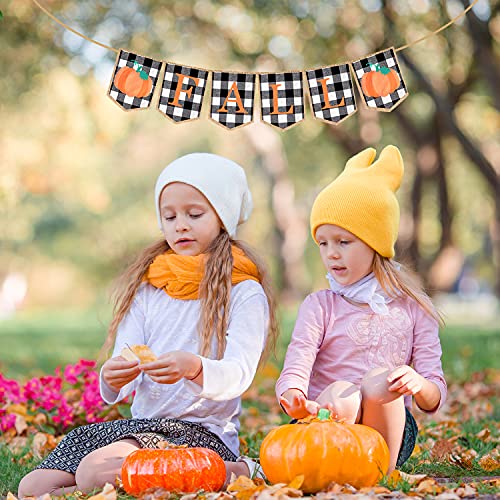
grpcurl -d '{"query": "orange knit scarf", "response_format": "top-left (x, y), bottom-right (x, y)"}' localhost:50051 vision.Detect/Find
top-left (144, 246), bottom-right (260, 300)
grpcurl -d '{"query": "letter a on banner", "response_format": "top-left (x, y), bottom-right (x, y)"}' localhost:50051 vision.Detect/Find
top-left (306, 64), bottom-right (356, 124)
top-left (351, 48), bottom-right (408, 111)
top-left (108, 49), bottom-right (163, 111)
top-left (210, 72), bottom-right (256, 129)
top-left (259, 72), bottom-right (305, 130)
top-left (158, 64), bottom-right (208, 122)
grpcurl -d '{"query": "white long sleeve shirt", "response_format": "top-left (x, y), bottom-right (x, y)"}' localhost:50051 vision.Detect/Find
top-left (100, 280), bottom-right (269, 456)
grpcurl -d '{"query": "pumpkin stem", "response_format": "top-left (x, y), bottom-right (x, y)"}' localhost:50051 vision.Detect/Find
top-left (317, 408), bottom-right (330, 421)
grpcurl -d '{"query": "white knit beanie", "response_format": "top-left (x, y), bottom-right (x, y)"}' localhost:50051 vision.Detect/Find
top-left (155, 153), bottom-right (253, 238)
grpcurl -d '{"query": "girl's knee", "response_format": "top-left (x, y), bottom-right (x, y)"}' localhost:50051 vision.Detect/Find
top-left (75, 454), bottom-right (105, 493)
top-left (18, 469), bottom-right (74, 497)
top-left (18, 471), bottom-right (39, 497)
top-left (360, 367), bottom-right (395, 404)
top-left (317, 380), bottom-right (361, 422)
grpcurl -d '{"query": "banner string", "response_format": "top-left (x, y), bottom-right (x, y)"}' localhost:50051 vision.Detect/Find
top-left (31, 0), bottom-right (479, 65)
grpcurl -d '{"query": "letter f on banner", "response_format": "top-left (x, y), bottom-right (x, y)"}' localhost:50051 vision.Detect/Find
top-left (158, 64), bottom-right (208, 122)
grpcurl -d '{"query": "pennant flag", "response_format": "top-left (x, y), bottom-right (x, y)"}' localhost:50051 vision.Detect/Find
top-left (306, 64), bottom-right (356, 124)
top-left (351, 48), bottom-right (408, 111)
top-left (108, 50), bottom-right (162, 111)
top-left (259, 72), bottom-right (305, 130)
top-left (210, 72), bottom-right (256, 129)
top-left (158, 64), bottom-right (208, 122)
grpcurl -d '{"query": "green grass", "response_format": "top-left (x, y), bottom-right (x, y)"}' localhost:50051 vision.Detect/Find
top-left (0, 442), bottom-right (41, 495)
top-left (0, 309), bottom-right (110, 379)
top-left (401, 419), bottom-right (500, 479)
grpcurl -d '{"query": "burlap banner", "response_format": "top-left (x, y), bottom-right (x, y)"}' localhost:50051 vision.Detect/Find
top-left (107, 49), bottom-right (408, 128)
top-left (34, 0), bottom-right (481, 129)
top-left (158, 64), bottom-right (208, 122)
top-left (108, 50), bottom-right (162, 111)
top-left (210, 72), bottom-right (256, 130)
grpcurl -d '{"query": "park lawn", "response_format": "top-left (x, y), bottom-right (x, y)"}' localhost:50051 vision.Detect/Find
top-left (0, 309), bottom-right (499, 496)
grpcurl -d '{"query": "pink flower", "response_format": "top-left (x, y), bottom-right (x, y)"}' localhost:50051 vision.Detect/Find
top-left (0, 413), bottom-right (16, 432)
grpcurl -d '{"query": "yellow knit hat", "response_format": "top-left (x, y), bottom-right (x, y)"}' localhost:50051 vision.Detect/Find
top-left (310, 145), bottom-right (404, 258)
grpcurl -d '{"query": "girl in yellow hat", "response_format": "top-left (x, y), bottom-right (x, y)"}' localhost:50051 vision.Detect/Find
top-left (276, 146), bottom-right (446, 473)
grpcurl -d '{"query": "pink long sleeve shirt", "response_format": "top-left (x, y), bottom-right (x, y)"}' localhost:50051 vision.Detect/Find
top-left (276, 290), bottom-right (447, 413)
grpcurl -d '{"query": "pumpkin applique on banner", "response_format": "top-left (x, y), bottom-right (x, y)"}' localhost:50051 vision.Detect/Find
top-left (108, 50), bottom-right (163, 111)
top-left (351, 48), bottom-right (408, 111)
top-left (306, 64), bottom-right (357, 124)
top-left (158, 64), bottom-right (208, 122)
top-left (260, 72), bottom-right (305, 130)
top-left (210, 72), bottom-right (256, 129)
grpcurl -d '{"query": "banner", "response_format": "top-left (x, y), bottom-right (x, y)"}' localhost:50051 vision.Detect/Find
top-left (306, 64), bottom-right (356, 124)
top-left (351, 48), bottom-right (408, 111)
top-left (259, 72), bottom-right (305, 130)
top-left (108, 50), bottom-right (162, 111)
top-left (34, 0), bottom-right (481, 130)
top-left (158, 64), bottom-right (208, 122)
top-left (210, 72), bottom-right (256, 129)
top-left (107, 49), bottom-right (407, 128)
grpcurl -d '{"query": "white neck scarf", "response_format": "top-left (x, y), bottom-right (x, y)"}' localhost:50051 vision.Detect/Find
top-left (326, 272), bottom-right (394, 315)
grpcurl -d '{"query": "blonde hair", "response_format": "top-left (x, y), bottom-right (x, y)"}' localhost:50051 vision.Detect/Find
top-left (372, 254), bottom-right (444, 326)
top-left (100, 232), bottom-right (279, 362)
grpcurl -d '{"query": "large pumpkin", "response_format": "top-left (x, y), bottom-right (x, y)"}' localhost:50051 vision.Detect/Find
top-left (260, 410), bottom-right (389, 493)
top-left (121, 446), bottom-right (226, 495)
top-left (361, 64), bottom-right (400, 98)
top-left (114, 64), bottom-right (153, 98)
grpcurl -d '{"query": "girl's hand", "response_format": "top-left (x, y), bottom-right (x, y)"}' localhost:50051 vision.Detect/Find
top-left (387, 365), bottom-right (424, 396)
top-left (279, 389), bottom-right (320, 419)
top-left (102, 356), bottom-right (141, 391)
top-left (140, 351), bottom-right (201, 384)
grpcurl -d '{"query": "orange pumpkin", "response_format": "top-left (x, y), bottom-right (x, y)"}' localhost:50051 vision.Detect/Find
top-left (260, 410), bottom-right (390, 493)
top-left (121, 446), bottom-right (226, 494)
top-left (361, 64), bottom-right (400, 98)
top-left (114, 64), bottom-right (153, 98)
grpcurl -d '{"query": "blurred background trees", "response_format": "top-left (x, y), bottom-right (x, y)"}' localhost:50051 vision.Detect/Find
top-left (1, 0), bottom-right (498, 317)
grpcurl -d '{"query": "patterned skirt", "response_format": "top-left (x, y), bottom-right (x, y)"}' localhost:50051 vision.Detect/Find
top-left (396, 407), bottom-right (418, 467)
top-left (36, 418), bottom-right (238, 474)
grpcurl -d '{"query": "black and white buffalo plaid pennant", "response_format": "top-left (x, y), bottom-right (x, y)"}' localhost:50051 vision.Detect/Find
top-left (108, 49), bottom-right (162, 111)
top-left (210, 72), bottom-right (256, 129)
top-left (306, 64), bottom-right (356, 124)
top-left (158, 64), bottom-right (208, 122)
top-left (259, 72), bottom-right (305, 130)
top-left (351, 48), bottom-right (408, 111)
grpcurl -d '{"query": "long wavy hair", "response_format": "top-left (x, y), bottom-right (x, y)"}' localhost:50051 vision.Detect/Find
top-left (372, 253), bottom-right (444, 325)
top-left (101, 231), bottom-right (279, 361)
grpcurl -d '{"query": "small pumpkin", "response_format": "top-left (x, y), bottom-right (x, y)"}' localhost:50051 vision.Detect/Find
top-left (114, 61), bottom-right (153, 98)
top-left (361, 63), bottom-right (400, 98)
top-left (121, 445), bottom-right (226, 495)
top-left (260, 409), bottom-right (390, 493)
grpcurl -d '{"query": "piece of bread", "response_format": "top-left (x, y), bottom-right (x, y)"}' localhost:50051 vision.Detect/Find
top-left (120, 344), bottom-right (157, 364)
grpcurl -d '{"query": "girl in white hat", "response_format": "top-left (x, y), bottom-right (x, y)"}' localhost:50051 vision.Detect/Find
top-left (19, 153), bottom-right (277, 496)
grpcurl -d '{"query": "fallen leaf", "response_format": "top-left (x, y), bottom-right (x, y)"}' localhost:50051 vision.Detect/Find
top-left (415, 478), bottom-right (444, 495)
top-left (431, 438), bottom-right (454, 460)
top-left (399, 471), bottom-right (428, 485)
top-left (453, 483), bottom-right (477, 497)
top-left (87, 483), bottom-right (117, 500)
top-left (14, 414), bottom-right (28, 435)
top-left (226, 475), bottom-right (265, 500)
top-left (478, 448), bottom-right (500, 471)
top-left (6, 493), bottom-right (18, 500)
top-left (475, 428), bottom-right (490, 440)
top-left (286, 476), bottom-right (304, 490)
